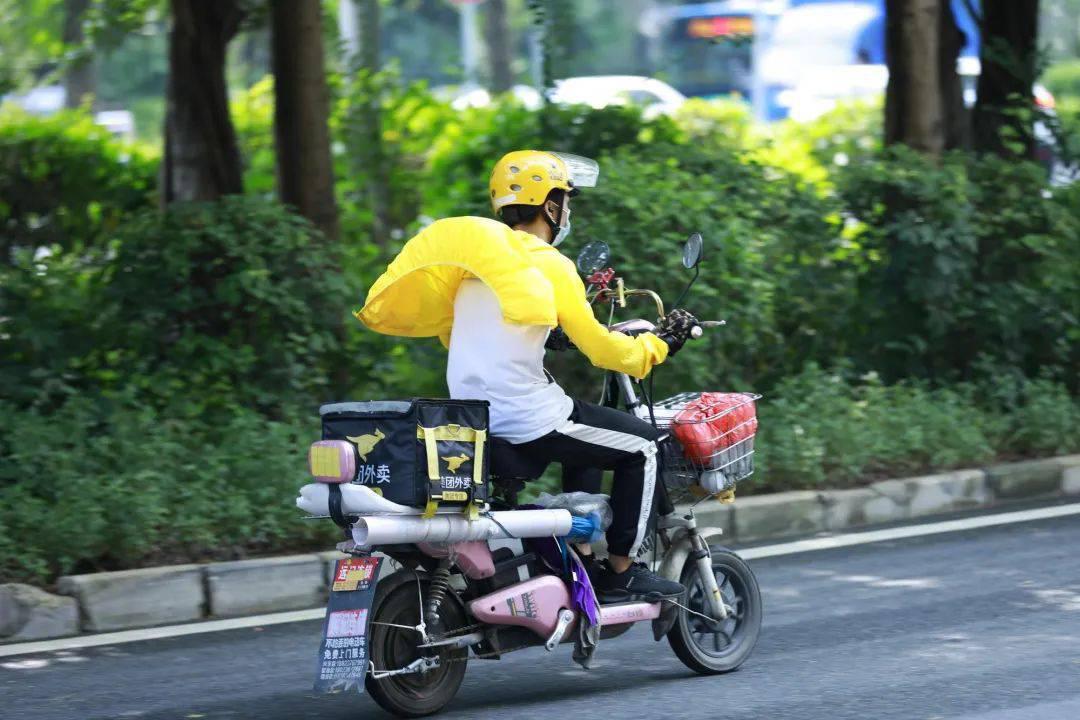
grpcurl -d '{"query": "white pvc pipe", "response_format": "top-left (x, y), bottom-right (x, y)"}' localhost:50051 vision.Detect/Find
top-left (297, 483), bottom-right (428, 517)
top-left (352, 510), bottom-right (573, 546)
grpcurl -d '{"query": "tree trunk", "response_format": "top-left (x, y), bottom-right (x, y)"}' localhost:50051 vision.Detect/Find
top-left (885, 0), bottom-right (945, 155)
top-left (484, 0), bottom-right (514, 93)
top-left (348, 0), bottom-right (391, 247)
top-left (270, 0), bottom-right (340, 241)
top-left (939, 0), bottom-right (969, 149)
top-left (358, 0), bottom-right (379, 89)
top-left (62, 0), bottom-right (94, 109)
top-left (161, 0), bottom-right (245, 206)
top-left (974, 0), bottom-right (1040, 158)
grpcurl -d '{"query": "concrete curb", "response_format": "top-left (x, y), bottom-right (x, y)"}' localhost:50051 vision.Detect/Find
top-left (56, 564), bottom-right (204, 633)
top-left (205, 554), bottom-right (326, 618)
top-left (4, 454), bottom-right (1078, 643)
top-left (693, 455), bottom-right (1080, 544)
top-left (0, 584), bottom-right (79, 641)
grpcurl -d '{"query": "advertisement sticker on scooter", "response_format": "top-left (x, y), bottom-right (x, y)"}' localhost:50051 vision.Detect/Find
top-left (314, 556), bottom-right (383, 693)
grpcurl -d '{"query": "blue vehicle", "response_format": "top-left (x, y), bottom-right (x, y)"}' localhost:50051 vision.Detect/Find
top-left (784, 0), bottom-right (979, 62)
top-left (764, 0), bottom-right (980, 120)
top-left (659, 1), bottom-right (780, 101)
top-left (659, 0), bottom-right (981, 121)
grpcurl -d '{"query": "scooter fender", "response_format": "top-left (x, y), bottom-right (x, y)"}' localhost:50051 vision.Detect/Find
top-left (652, 525), bottom-right (727, 641)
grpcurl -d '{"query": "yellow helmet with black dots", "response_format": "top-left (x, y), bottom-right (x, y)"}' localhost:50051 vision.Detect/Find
top-left (488, 150), bottom-right (574, 215)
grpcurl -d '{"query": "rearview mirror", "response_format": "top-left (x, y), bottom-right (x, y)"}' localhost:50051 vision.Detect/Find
top-left (682, 232), bottom-right (703, 270)
top-left (576, 241), bottom-right (611, 275)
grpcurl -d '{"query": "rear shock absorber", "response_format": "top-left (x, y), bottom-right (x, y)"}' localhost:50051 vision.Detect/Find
top-left (425, 562), bottom-right (452, 628)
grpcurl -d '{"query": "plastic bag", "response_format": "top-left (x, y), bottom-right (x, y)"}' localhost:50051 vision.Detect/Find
top-left (672, 393), bottom-right (758, 466)
top-left (533, 492), bottom-right (612, 531)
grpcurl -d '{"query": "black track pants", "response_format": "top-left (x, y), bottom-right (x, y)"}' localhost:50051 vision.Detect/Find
top-left (513, 399), bottom-right (662, 557)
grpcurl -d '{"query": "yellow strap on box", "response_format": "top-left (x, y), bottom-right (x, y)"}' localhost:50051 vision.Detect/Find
top-left (472, 429), bottom-right (486, 486)
top-left (417, 425), bottom-right (487, 521)
top-left (420, 427), bottom-right (442, 518)
top-left (420, 427), bottom-right (441, 482)
top-left (416, 425), bottom-right (479, 442)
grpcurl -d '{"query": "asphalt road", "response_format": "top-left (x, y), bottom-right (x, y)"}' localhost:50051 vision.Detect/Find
top-left (4, 512), bottom-right (1080, 720)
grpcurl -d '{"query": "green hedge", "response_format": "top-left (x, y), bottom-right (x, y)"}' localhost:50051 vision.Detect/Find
top-left (1044, 60), bottom-right (1080, 103)
top-left (0, 398), bottom-right (329, 584)
top-left (1, 195), bottom-right (351, 412)
top-left (754, 365), bottom-right (1080, 493)
top-left (0, 108), bottom-right (157, 258)
top-left (835, 148), bottom-right (1080, 382)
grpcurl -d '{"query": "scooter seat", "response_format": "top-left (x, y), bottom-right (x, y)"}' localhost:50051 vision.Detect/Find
top-left (489, 435), bottom-right (547, 481)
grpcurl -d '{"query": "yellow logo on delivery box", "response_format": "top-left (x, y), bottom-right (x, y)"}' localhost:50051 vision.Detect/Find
top-left (441, 453), bottom-right (470, 473)
top-left (345, 428), bottom-right (385, 462)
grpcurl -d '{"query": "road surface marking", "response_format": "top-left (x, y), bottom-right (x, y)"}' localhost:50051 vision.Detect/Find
top-left (0, 609), bottom-right (324, 658)
top-left (737, 502), bottom-right (1080, 560)
top-left (2, 501), bottom-right (1079, 658)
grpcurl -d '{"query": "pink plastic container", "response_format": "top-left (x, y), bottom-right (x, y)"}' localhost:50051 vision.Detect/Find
top-left (308, 440), bottom-right (356, 484)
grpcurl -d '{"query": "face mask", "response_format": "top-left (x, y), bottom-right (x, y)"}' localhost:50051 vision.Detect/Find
top-left (552, 207), bottom-right (571, 247)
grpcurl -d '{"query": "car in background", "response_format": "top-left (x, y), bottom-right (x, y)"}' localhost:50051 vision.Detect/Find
top-left (92, 110), bottom-right (136, 141)
top-left (548, 75), bottom-right (687, 118)
top-left (446, 76), bottom-right (687, 119)
top-left (2, 84), bottom-right (136, 141)
top-left (447, 84), bottom-right (543, 111)
top-left (777, 63), bottom-right (887, 122)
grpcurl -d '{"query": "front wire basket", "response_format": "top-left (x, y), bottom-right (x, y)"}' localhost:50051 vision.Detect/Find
top-left (656, 392), bottom-right (761, 502)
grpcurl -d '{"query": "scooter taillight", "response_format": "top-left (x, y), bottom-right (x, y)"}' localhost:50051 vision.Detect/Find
top-left (308, 440), bottom-right (356, 483)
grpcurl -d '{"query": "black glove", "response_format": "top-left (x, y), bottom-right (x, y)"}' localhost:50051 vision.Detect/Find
top-left (545, 327), bottom-right (573, 352)
top-left (655, 308), bottom-right (698, 357)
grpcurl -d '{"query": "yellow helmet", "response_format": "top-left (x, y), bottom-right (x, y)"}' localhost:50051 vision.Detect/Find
top-left (489, 150), bottom-right (573, 215)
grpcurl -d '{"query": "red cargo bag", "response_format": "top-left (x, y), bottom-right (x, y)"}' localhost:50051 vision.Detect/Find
top-left (671, 392), bottom-right (758, 467)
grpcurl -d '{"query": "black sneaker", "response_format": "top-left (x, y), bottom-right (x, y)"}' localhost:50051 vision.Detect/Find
top-left (591, 560), bottom-right (686, 603)
top-left (578, 554), bottom-right (604, 583)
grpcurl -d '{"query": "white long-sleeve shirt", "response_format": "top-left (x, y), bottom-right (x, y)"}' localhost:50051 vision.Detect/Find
top-left (447, 279), bottom-right (573, 444)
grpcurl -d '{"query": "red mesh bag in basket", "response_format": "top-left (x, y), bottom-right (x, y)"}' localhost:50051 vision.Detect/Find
top-left (672, 393), bottom-right (758, 466)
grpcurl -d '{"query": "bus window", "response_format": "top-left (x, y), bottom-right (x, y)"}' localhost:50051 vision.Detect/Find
top-left (666, 13), bottom-right (755, 98)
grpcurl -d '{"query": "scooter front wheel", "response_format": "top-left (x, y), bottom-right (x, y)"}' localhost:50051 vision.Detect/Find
top-left (365, 570), bottom-right (468, 718)
top-left (667, 548), bottom-right (762, 674)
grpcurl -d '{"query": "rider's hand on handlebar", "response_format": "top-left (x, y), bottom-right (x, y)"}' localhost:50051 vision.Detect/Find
top-left (655, 308), bottom-right (698, 357)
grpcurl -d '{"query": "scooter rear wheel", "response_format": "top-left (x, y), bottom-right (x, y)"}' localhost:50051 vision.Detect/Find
top-left (365, 571), bottom-right (468, 718)
top-left (668, 548), bottom-right (762, 674)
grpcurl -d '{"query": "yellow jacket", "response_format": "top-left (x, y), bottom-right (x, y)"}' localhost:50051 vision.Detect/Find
top-left (356, 216), bottom-right (668, 379)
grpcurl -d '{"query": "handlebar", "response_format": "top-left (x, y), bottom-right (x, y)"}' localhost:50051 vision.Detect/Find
top-left (594, 287), bottom-right (666, 318)
top-left (594, 284), bottom-right (726, 340)
top-left (607, 318), bottom-right (726, 340)
top-left (690, 320), bottom-right (726, 338)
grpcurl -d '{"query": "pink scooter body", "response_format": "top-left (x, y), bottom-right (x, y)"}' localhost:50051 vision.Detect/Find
top-left (417, 541), bottom-right (495, 579)
top-left (469, 575), bottom-right (572, 636)
top-left (421, 541), bottom-right (661, 639)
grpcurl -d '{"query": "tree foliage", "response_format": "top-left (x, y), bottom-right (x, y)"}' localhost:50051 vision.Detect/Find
top-left (0, 108), bottom-right (157, 259)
